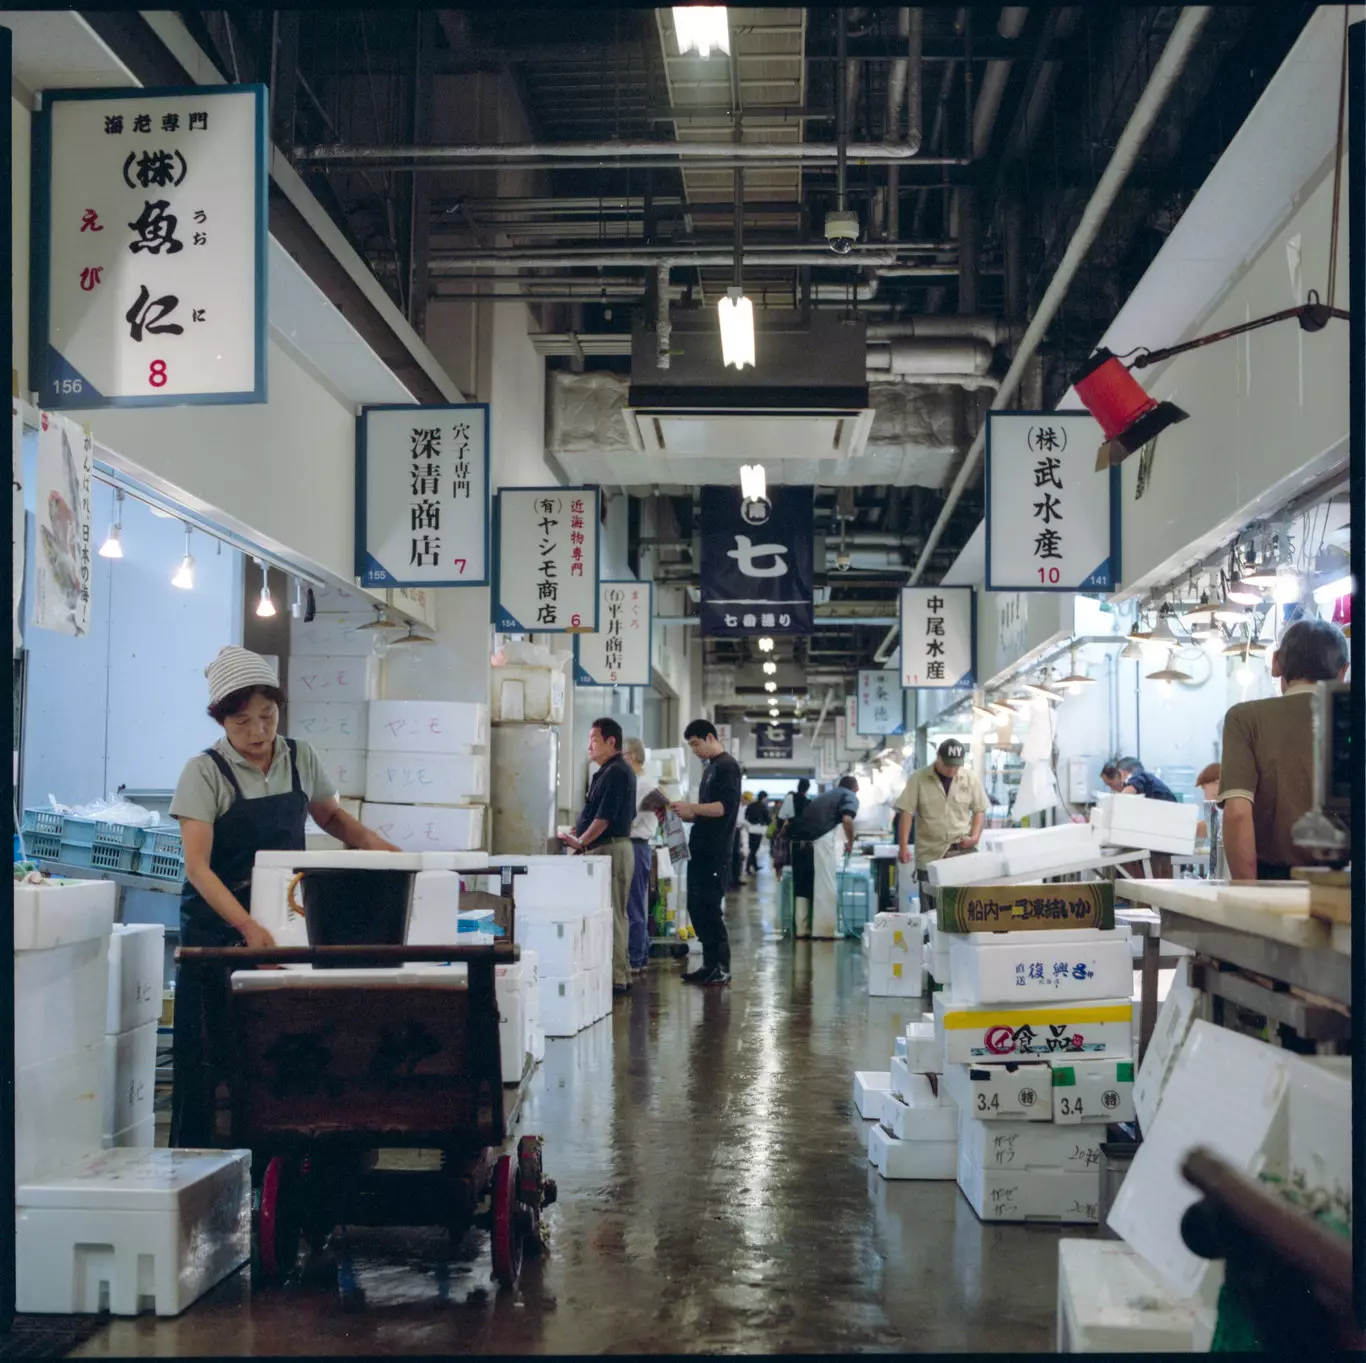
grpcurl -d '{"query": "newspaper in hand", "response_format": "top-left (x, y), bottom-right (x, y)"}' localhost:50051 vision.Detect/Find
top-left (641, 787), bottom-right (691, 864)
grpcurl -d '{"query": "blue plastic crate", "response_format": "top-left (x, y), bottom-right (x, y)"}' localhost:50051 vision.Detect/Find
top-left (143, 851), bottom-right (185, 884)
top-left (836, 870), bottom-right (874, 937)
top-left (146, 826), bottom-right (183, 856)
top-left (31, 840), bottom-right (141, 874)
top-left (26, 831), bottom-right (63, 863)
top-left (22, 809), bottom-right (144, 851)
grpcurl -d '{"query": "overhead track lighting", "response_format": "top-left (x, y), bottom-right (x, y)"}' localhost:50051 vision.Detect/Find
top-left (171, 527), bottom-right (195, 590)
top-left (98, 489), bottom-right (125, 560)
top-left (255, 561), bottom-right (276, 618)
top-left (673, 6), bottom-right (730, 57)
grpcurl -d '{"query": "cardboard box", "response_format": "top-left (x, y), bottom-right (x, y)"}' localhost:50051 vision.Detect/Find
top-left (958, 1147), bottom-right (1101, 1224)
top-left (904, 1021), bottom-right (940, 1075)
top-left (933, 992), bottom-right (1133, 1065)
top-left (959, 1112), bottom-right (1103, 1172)
top-left (948, 929), bottom-right (1133, 1005)
top-left (935, 881), bottom-right (1115, 933)
top-left (286, 655), bottom-right (378, 704)
top-left (290, 701), bottom-right (368, 748)
top-left (942, 1060), bottom-right (1052, 1122)
top-left (880, 1089), bottom-right (958, 1143)
top-left (891, 1061), bottom-right (951, 1108)
top-left (106, 923), bottom-right (165, 1036)
top-left (868, 1122), bottom-right (957, 1180)
top-left (368, 701), bottom-right (489, 754)
top-left (853, 1070), bottom-right (892, 1119)
top-left (1050, 1057), bottom-right (1136, 1126)
top-left (360, 802), bottom-right (485, 853)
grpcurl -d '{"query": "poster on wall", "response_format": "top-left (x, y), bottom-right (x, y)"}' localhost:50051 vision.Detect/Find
top-left (357, 404), bottom-right (490, 588)
top-left (699, 485), bottom-right (814, 636)
top-left (34, 85), bottom-right (268, 409)
top-left (900, 587), bottom-right (974, 689)
top-left (857, 668), bottom-right (905, 735)
top-left (755, 723), bottom-right (794, 761)
top-left (985, 412), bottom-right (1120, 592)
top-left (13, 402), bottom-right (26, 654)
top-left (32, 410), bottom-right (93, 637)
top-left (493, 487), bottom-right (600, 633)
top-left (575, 580), bottom-right (652, 686)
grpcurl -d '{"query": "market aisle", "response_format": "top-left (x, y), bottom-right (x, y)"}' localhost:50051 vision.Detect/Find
top-left (72, 869), bottom-right (1085, 1356)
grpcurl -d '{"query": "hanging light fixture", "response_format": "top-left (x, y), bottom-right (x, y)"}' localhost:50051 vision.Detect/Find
top-left (971, 705), bottom-right (997, 722)
top-left (355, 603), bottom-right (407, 633)
top-left (1022, 678), bottom-right (1064, 704)
top-left (386, 624), bottom-right (435, 648)
top-left (255, 561), bottom-right (276, 618)
top-left (762, 660), bottom-right (777, 675)
top-left (718, 288), bottom-right (755, 370)
top-left (739, 463), bottom-right (767, 505)
top-left (1272, 563), bottom-right (1303, 605)
top-left (1070, 349), bottom-right (1189, 470)
top-left (290, 579), bottom-right (306, 621)
top-left (1146, 649), bottom-right (1191, 687)
top-left (758, 636), bottom-right (775, 653)
top-left (171, 526), bottom-right (195, 590)
top-left (1056, 647), bottom-right (1096, 692)
top-left (1148, 605), bottom-right (1181, 644)
top-left (1234, 645), bottom-right (1257, 689)
top-left (764, 681), bottom-right (777, 693)
top-left (673, 5), bottom-right (730, 56)
top-left (98, 490), bottom-right (125, 559)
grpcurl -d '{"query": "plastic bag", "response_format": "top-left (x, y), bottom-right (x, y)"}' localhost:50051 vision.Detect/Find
top-left (492, 639), bottom-right (569, 670)
top-left (51, 793), bottom-right (162, 828)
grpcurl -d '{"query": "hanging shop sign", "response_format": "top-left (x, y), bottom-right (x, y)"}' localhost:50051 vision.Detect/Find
top-left (900, 587), bottom-right (975, 689)
top-left (493, 487), bottom-right (600, 633)
top-left (356, 404), bottom-right (490, 588)
top-left (857, 668), bottom-right (905, 736)
top-left (33, 85), bottom-right (268, 408)
top-left (985, 412), bottom-right (1121, 592)
top-left (32, 410), bottom-right (93, 637)
top-left (821, 737), bottom-right (838, 779)
top-left (755, 723), bottom-right (794, 761)
top-left (699, 485), bottom-right (814, 636)
top-left (575, 580), bottom-right (653, 686)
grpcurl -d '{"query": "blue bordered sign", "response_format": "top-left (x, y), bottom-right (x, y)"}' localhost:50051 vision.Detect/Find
top-left (856, 668), bottom-right (905, 735)
top-left (356, 403), bottom-right (491, 587)
top-left (574, 581), bottom-right (653, 686)
top-left (31, 85), bottom-right (268, 409)
top-left (493, 487), bottom-right (601, 633)
top-left (900, 586), bottom-right (975, 690)
top-left (985, 411), bottom-right (1122, 593)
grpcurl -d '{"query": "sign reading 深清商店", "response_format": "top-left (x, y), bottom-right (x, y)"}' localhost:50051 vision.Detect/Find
top-left (985, 412), bottom-right (1121, 592)
top-left (857, 668), bottom-right (904, 735)
top-left (575, 581), bottom-right (652, 686)
top-left (900, 587), bottom-right (974, 689)
top-left (493, 487), bottom-right (601, 633)
top-left (34, 86), bottom-right (268, 408)
top-left (357, 405), bottom-right (490, 587)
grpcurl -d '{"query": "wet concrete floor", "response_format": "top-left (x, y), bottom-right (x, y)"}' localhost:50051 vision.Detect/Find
top-left (73, 869), bottom-right (1095, 1355)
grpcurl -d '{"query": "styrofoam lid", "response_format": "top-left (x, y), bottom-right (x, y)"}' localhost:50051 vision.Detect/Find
top-left (14, 878), bottom-right (116, 952)
top-left (254, 850), bottom-right (424, 871)
top-left (17, 1147), bottom-right (250, 1210)
top-left (956, 928), bottom-right (1117, 947)
top-left (232, 966), bottom-right (470, 990)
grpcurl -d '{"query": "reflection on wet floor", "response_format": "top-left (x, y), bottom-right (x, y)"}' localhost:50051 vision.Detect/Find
top-left (72, 869), bottom-right (1092, 1356)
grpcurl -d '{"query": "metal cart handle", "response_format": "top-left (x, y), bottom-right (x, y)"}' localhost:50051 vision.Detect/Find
top-left (177, 943), bottom-right (521, 966)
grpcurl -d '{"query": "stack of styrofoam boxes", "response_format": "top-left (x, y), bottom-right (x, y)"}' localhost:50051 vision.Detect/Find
top-left (103, 923), bottom-right (165, 1150)
top-left (494, 948), bottom-right (540, 1085)
top-left (934, 905), bottom-right (1136, 1225)
top-left (363, 701), bottom-right (490, 853)
top-left (979, 824), bottom-right (1104, 877)
top-left (867, 911), bottom-right (926, 997)
top-left (926, 917), bottom-right (954, 991)
top-left (867, 1007), bottom-right (960, 1180)
top-left (1090, 794), bottom-right (1199, 859)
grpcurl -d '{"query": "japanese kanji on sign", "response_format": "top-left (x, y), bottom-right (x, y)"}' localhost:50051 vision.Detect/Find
top-left (856, 668), bottom-right (905, 735)
top-left (900, 586), bottom-right (975, 689)
top-left (754, 724), bottom-right (793, 761)
top-left (32, 410), bottom-right (93, 637)
top-left (493, 487), bottom-right (601, 633)
top-left (356, 404), bottom-right (490, 587)
top-left (821, 737), bottom-right (838, 779)
top-left (33, 85), bottom-right (268, 408)
top-left (984, 411), bottom-right (1121, 592)
top-left (575, 580), bottom-right (653, 686)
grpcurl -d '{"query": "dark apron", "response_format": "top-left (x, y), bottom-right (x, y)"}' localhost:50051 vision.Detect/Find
top-left (170, 740), bottom-right (309, 1148)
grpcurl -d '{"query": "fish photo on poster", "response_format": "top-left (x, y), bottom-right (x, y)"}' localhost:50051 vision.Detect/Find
top-left (33, 412), bottom-right (93, 638)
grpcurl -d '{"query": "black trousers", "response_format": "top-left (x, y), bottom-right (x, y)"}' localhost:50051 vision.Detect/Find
top-left (791, 840), bottom-right (815, 901)
top-left (746, 830), bottom-right (763, 873)
top-left (687, 858), bottom-right (731, 973)
top-left (730, 829), bottom-right (744, 886)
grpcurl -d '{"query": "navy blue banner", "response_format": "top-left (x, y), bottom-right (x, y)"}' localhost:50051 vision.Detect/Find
top-left (754, 723), bottom-right (794, 761)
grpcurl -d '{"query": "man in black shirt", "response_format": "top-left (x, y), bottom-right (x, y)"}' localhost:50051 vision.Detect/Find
top-left (673, 719), bottom-right (743, 986)
top-left (744, 790), bottom-right (771, 875)
top-left (559, 716), bottom-right (636, 995)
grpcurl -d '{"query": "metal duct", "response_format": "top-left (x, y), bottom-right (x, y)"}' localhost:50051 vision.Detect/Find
top-left (294, 140), bottom-right (941, 166)
top-left (972, 8), bottom-right (1030, 160)
top-left (866, 316), bottom-right (1010, 345)
top-left (866, 337), bottom-right (994, 377)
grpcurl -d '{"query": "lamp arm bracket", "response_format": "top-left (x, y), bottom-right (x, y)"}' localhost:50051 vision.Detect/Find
top-left (1130, 296), bottom-right (1350, 371)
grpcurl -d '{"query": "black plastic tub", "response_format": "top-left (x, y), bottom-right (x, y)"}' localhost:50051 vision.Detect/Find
top-left (297, 868), bottom-right (414, 967)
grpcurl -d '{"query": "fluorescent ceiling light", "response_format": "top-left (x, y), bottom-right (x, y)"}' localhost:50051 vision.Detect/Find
top-left (673, 6), bottom-right (730, 56)
top-left (740, 463), bottom-right (767, 503)
top-left (758, 636), bottom-right (774, 653)
top-left (762, 661), bottom-right (777, 675)
top-left (717, 288), bottom-right (755, 369)
top-left (764, 681), bottom-right (777, 693)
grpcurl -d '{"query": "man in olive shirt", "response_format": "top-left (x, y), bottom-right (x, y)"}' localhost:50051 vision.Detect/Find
top-left (1219, 617), bottom-right (1348, 880)
top-left (896, 739), bottom-right (989, 892)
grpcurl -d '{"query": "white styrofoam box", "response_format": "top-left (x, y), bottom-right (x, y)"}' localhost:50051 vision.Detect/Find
top-left (904, 1022), bottom-right (940, 1075)
top-left (867, 914), bottom-right (923, 962)
top-left (403, 870), bottom-right (463, 947)
top-left (287, 654), bottom-right (378, 704)
top-left (1273, 1054), bottom-right (1351, 1230)
top-left (541, 975), bottom-right (581, 1038)
top-left (314, 747), bottom-right (367, 799)
top-left (486, 854), bottom-right (612, 914)
top-left (896, 865), bottom-right (917, 914)
top-left (893, 1035), bottom-right (908, 1059)
top-left (868, 950), bottom-right (923, 998)
top-left (575, 970), bottom-right (592, 1031)
top-left (1133, 963), bottom-right (1199, 1134)
top-left (368, 700), bottom-right (489, 754)
top-left (868, 1122), bottom-right (957, 1181)
top-left (1094, 794), bottom-right (1199, 841)
top-left (1049, 1056), bottom-right (1137, 1126)
top-left (495, 957), bottom-right (533, 1083)
top-left (853, 1070), bottom-right (892, 1119)
top-left (959, 1146), bottom-right (1100, 1224)
top-left (980, 824), bottom-right (1100, 857)
top-left (18, 925), bottom-right (111, 1070)
top-left (304, 797), bottom-right (363, 851)
top-left (880, 1089), bottom-right (959, 1143)
top-left (248, 865), bottom-right (311, 947)
top-left (16, 1148), bottom-right (251, 1317)
top-left (491, 664), bottom-right (566, 724)
top-left (948, 929), bottom-right (1133, 1005)
top-left (960, 1111), bottom-right (1103, 1173)
top-left (103, 1020), bottom-right (158, 1139)
top-left (14, 876), bottom-right (116, 953)
top-left (15, 1043), bottom-right (104, 1186)
top-left (289, 613), bottom-right (380, 657)
top-left (862, 924), bottom-right (873, 956)
top-left (289, 700), bottom-right (368, 749)
top-left (941, 1061), bottom-right (1052, 1122)
top-left (366, 752), bottom-right (489, 807)
top-left (1108, 1022), bottom-right (1292, 1297)
top-left (361, 801), bottom-right (485, 853)
top-left (891, 1061), bottom-right (952, 1109)
top-left (1057, 1239), bottom-right (1214, 1353)
top-left (519, 906), bottom-right (586, 978)
top-left (928, 853), bottom-right (1008, 886)
top-left (101, 1115), bottom-right (155, 1151)
top-left (933, 992), bottom-right (1133, 1066)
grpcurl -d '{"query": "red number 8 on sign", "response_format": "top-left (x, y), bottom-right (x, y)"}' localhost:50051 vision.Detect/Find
top-left (148, 360), bottom-right (168, 388)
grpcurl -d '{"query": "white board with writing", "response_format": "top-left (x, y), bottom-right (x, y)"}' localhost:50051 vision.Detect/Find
top-left (900, 587), bottom-right (974, 690)
top-left (575, 580), bottom-right (652, 686)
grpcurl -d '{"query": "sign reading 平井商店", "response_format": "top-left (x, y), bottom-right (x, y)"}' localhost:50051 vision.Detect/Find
top-left (899, 587), bottom-right (975, 689)
top-left (856, 668), bottom-right (904, 735)
top-left (357, 405), bottom-right (490, 587)
top-left (34, 85), bottom-right (267, 408)
top-left (575, 581), bottom-right (653, 686)
top-left (493, 487), bottom-right (601, 633)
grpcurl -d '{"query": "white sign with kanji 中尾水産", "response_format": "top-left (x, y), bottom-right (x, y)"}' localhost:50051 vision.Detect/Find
top-left (575, 581), bottom-right (652, 686)
top-left (357, 404), bottom-right (490, 587)
top-left (900, 587), bottom-right (974, 689)
top-left (985, 412), bottom-right (1120, 592)
top-left (35, 86), bottom-right (267, 408)
top-left (494, 487), bottom-right (601, 633)
top-left (857, 667), bottom-right (904, 735)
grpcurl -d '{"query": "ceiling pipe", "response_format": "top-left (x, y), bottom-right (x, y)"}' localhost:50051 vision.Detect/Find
top-left (972, 8), bottom-right (1030, 161)
top-left (836, 11), bottom-right (850, 213)
top-left (911, 7), bottom-right (966, 239)
top-left (907, 6), bottom-right (1213, 586)
top-left (654, 616), bottom-right (901, 628)
top-left (294, 140), bottom-right (938, 166)
top-left (866, 336), bottom-right (994, 376)
top-left (866, 316), bottom-right (1010, 345)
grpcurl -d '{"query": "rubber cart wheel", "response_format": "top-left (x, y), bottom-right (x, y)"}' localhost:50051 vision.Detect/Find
top-left (517, 1136), bottom-right (546, 1259)
top-left (489, 1154), bottom-right (523, 1289)
top-left (258, 1156), bottom-right (301, 1288)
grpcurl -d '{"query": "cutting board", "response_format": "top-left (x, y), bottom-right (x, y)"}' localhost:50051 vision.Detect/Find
top-left (1117, 880), bottom-right (1331, 950)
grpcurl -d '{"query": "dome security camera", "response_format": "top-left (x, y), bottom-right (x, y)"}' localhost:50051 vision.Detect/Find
top-left (824, 210), bottom-right (860, 255)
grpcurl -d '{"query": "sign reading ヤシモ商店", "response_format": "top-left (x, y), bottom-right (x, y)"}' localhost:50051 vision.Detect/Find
top-left (857, 668), bottom-right (904, 735)
top-left (493, 487), bottom-right (601, 633)
top-left (984, 411), bottom-right (1121, 592)
top-left (575, 581), bottom-right (652, 686)
top-left (357, 404), bottom-right (490, 587)
top-left (32, 410), bottom-right (93, 637)
top-left (33, 85), bottom-right (268, 408)
top-left (900, 587), bottom-right (975, 689)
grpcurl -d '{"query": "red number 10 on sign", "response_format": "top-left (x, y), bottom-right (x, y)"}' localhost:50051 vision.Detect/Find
top-left (1037, 567), bottom-right (1060, 584)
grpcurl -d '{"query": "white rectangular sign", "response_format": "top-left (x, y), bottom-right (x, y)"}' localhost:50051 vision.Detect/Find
top-left (13, 402), bottom-right (25, 654)
top-left (35, 85), bottom-right (267, 408)
top-left (857, 668), bottom-right (904, 735)
top-left (985, 411), bottom-right (1121, 592)
top-left (493, 487), bottom-right (600, 633)
top-left (575, 581), bottom-right (652, 686)
top-left (821, 737), bottom-right (838, 779)
top-left (32, 411), bottom-right (93, 637)
top-left (357, 404), bottom-right (490, 587)
top-left (900, 587), bottom-right (974, 689)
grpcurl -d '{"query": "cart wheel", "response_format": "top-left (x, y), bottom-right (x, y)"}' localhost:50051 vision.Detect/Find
top-left (297, 1157), bottom-right (332, 1254)
top-left (517, 1136), bottom-right (548, 1259)
top-left (258, 1156), bottom-right (301, 1288)
top-left (489, 1155), bottom-right (523, 1289)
